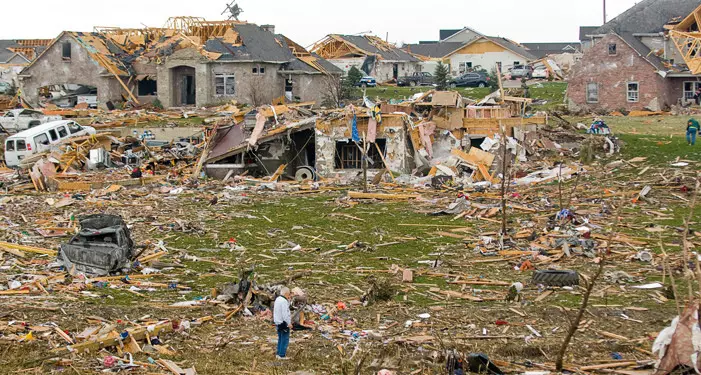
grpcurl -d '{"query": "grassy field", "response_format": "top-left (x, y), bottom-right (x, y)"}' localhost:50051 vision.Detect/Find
top-left (2, 110), bottom-right (701, 373)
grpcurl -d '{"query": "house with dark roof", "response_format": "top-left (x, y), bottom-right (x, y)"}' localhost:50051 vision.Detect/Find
top-left (19, 19), bottom-right (342, 109)
top-left (568, 0), bottom-right (701, 112)
top-left (311, 34), bottom-right (421, 81)
top-left (0, 39), bottom-right (50, 87)
top-left (404, 28), bottom-right (536, 76)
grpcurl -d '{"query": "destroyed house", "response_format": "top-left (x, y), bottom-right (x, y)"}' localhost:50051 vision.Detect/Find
top-left (204, 90), bottom-right (548, 182)
top-left (18, 18), bottom-right (342, 110)
top-left (0, 39), bottom-right (51, 86)
top-left (568, 0), bottom-right (701, 112)
top-left (311, 34), bottom-right (421, 81)
top-left (404, 29), bottom-right (536, 76)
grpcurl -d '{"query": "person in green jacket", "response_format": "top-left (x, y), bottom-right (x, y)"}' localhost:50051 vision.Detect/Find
top-left (688, 118), bottom-right (700, 145)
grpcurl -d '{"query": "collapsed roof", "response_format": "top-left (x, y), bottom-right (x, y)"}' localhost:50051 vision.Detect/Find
top-left (0, 39), bottom-right (51, 64)
top-left (312, 34), bottom-right (420, 62)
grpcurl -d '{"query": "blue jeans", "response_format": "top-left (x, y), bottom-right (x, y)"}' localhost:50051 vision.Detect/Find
top-left (276, 324), bottom-right (290, 357)
top-left (688, 130), bottom-right (698, 145)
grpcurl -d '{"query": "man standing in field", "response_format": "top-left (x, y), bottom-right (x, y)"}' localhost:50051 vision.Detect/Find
top-left (687, 118), bottom-right (699, 146)
top-left (273, 287), bottom-right (291, 360)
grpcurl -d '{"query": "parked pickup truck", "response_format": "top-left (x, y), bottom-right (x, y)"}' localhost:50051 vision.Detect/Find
top-left (0, 109), bottom-right (62, 132)
top-left (397, 72), bottom-right (435, 87)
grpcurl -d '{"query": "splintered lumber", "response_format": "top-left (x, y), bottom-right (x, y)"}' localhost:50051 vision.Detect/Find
top-left (158, 359), bottom-right (186, 375)
top-left (451, 147), bottom-right (495, 167)
top-left (52, 320), bottom-right (173, 354)
top-left (54, 326), bottom-right (75, 344)
top-left (579, 362), bottom-right (637, 371)
top-left (138, 251), bottom-right (168, 263)
top-left (439, 289), bottom-right (483, 301)
top-left (268, 164), bottom-right (287, 182)
top-left (348, 191), bottom-right (420, 200)
top-left (0, 242), bottom-right (57, 256)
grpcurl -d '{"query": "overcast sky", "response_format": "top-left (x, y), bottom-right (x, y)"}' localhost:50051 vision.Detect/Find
top-left (1, 0), bottom-right (640, 47)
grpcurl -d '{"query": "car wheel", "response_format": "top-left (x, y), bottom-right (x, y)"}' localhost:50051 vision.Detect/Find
top-left (450, 83), bottom-right (457, 89)
top-left (409, 81), bottom-right (417, 87)
top-left (478, 83), bottom-right (486, 88)
top-left (361, 83), bottom-right (367, 88)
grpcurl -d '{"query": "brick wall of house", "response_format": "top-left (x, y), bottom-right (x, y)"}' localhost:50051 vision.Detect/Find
top-left (568, 34), bottom-right (669, 112)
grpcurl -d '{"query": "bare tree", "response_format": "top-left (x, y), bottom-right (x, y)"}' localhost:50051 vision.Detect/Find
top-left (243, 76), bottom-right (271, 107)
top-left (320, 74), bottom-right (347, 108)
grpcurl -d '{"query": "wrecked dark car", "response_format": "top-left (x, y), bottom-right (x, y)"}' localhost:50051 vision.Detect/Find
top-left (58, 214), bottom-right (134, 276)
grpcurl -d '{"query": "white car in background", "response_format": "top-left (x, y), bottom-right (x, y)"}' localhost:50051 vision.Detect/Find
top-left (0, 109), bottom-right (62, 132)
top-left (532, 66), bottom-right (549, 79)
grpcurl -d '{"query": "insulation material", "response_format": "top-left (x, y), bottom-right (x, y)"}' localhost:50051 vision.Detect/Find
top-left (653, 303), bottom-right (701, 375)
top-left (418, 121), bottom-right (436, 159)
top-left (248, 112), bottom-right (266, 147)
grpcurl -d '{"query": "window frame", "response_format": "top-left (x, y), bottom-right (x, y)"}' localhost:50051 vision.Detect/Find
top-left (16, 140), bottom-right (26, 151)
top-left (5, 140), bottom-right (14, 151)
top-left (57, 126), bottom-right (68, 138)
top-left (626, 82), bottom-right (639, 103)
top-left (68, 122), bottom-right (83, 134)
top-left (34, 133), bottom-right (50, 146)
top-left (48, 128), bottom-right (59, 142)
top-left (62, 42), bottom-right (72, 60)
top-left (586, 82), bottom-right (599, 104)
top-left (683, 81), bottom-right (701, 100)
top-left (252, 65), bottom-right (266, 75)
top-left (608, 43), bottom-right (617, 56)
top-left (215, 74), bottom-right (236, 96)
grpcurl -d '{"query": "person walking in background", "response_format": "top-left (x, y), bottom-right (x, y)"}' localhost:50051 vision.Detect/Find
top-left (687, 118), bottom-right (699, 145)
top-left (273, 287), bottom-right (291, 360)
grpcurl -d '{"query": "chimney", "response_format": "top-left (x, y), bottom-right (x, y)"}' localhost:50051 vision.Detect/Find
top-left (261, 25), bottom-right (275, 34)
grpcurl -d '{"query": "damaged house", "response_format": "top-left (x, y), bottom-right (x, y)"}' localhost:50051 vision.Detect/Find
top-left (311, 34), bottom-right (421, 82)
top-left (18, 18), bottom-right (342, 110)
top-left (0, 39), bottom-right (51, 87)
top-left (568, 0), bottom-right (701, 112)
top-left (404, 28), bottom-right (536, 76)
top-left (204, 89), bottom-right (548, 182)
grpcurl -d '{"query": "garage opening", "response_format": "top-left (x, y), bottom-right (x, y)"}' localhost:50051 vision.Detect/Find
top-left (335, 139), bottom-right (386, 169)
top-left (171, 66), bottom-right (196, 106)
top-left (37, 84), bottom-right (97, 108)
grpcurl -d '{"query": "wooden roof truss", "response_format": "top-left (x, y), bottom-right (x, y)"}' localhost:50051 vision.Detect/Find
top-left (312, 35), bottom-right (376, 59)
top-left (670, 4), bottom-right (701, 74)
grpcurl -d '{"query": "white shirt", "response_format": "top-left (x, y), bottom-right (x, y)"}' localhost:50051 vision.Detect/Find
top-left (273, 296), bottom-right (291, 326)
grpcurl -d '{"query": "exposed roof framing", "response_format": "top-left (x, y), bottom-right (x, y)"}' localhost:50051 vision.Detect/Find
top-left (670, 4), bottom-right (701, 74)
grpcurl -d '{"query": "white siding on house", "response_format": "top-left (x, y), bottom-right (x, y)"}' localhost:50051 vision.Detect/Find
top-left (447, 50), bottom-right (528, 76)
top-left (442, 29), bottom-right (482, 43)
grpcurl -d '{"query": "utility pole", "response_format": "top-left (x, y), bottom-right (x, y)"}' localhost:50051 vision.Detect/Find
top-left (603, 0), bottom-right (607, 24)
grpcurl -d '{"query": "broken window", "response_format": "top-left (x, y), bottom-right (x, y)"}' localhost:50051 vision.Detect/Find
top-left (586, 83), bottom-right (599, 103)
top-left (68, 122), bottom-right (83, 134)
top-left (5, 140), bottom-right (14, 151)
top-left (458, 62), bottom-right (473, 74)
top-left (34, 133), bottom-right (50, 146)
top-left (57, 126), bottom-right (68, 138)
top-left (48, 129), bottom-right (58, 142)
top-left (334, 139), bottom-right (387, 169)
top-left (138, 79), bottom-right (157, 96)
top-left (627, 82), bottom-right (639, 102)
top-left (513, 61), bottom-right (520, 66)
top-left (252, 67), bottom-right (258, 74)
top-left (16, 140), bottom-right (26, 151)
top-left (608, 43), bottom-right (617, 55)
top-left (62, 42), bottom-right (71, 60)
top-left (215, 74), bottom-right (235, 96)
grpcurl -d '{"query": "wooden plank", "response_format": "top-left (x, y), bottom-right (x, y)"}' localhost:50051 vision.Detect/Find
top-left (158, 359), bottom-right (186, 375)
top-left (268, 164), bottom-right (287, 182)
top-left (348, 191), bottom-right (420, 200)
top-left (0, 241), bottom-right (57, 256)
top-left (579, 362), bottom-right (637, 371)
